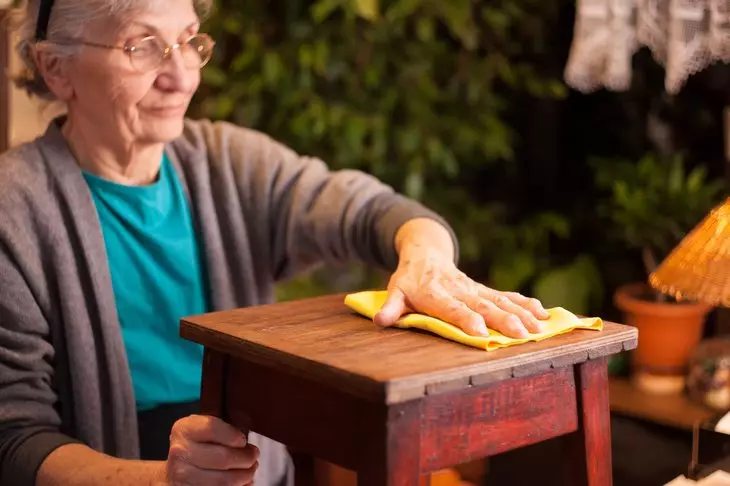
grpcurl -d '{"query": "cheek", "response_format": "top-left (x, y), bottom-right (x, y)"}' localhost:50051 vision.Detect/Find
top-left (108, 75), bottom-right (157, 111)
top-left (70, 61), bottom-right (153, 112)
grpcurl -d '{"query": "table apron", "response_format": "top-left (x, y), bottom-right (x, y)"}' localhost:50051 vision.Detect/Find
top-left (419, 366), bottom-right (579, 472)
top-left (219, 355), bottom-right (580, 473)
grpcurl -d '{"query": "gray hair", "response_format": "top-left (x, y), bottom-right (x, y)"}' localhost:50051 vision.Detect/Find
top-left (10, 0), bottom-right (214, 100)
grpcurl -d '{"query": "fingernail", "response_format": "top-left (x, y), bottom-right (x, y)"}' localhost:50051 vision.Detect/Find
top-left (478, 322), bottom-right (489, 336)
top-left (532, 318), bottom-right (544, 333)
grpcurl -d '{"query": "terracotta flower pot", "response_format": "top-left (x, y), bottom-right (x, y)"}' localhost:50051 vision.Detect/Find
top-left (614, 282), bottom-right (712, 394)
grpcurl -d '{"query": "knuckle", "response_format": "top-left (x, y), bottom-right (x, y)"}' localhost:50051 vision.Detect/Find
top-left (492, 294), bottom-right (509, 307)
top-left (528, 297), bottom-right (542, 308)
top-left (166, 454), bottom-right (189, 483)
top-left (170, 418), bottom-right (186, 436)
top-left (212, 445), bottom-right (233, 469)
top-left (474, 299), bottom-right (496, 314)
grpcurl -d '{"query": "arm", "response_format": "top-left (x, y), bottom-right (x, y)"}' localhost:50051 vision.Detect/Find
top-left (196, 120), bottom-right (459, 279)
top-left (37, 445), bottom-right (164, 486)
top-left (264, 150), bottom-right (459, 278)
top-left (0, 242), bottom-right (165, 486)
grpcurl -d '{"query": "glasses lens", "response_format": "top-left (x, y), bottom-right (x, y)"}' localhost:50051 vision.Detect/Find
top-left (128, 37), bottom-right (164, 72)
top-left (184, 34), bottom-right (214, 68)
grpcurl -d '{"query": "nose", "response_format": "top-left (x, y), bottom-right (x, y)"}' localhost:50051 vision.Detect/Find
top-left (155, 47), bottom-right (199, 93)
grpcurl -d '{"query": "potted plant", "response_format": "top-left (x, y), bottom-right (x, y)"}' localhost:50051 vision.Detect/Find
top-left (593, 152), bottom-right (724, 393)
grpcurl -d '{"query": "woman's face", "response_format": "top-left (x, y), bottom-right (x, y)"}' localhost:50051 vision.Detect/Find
top-left (62, 1), bottom-right (203, 145)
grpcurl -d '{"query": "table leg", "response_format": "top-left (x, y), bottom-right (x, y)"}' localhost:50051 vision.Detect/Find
top-left (199, 348), bottom-right (229, 419)
top-left (290, 451), bottom-right (317, 486)
top-left (357, 400), bottom-right (425, 486)
top-left (564, 357), bottom-right (612, 486)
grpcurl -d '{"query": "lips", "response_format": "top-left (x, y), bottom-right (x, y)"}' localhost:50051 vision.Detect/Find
top-left (145, 105), bottom-right (188, 117)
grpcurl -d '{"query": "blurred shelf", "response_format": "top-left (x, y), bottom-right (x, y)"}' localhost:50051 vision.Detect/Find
top-left (609, 376), bottom-right (716, 431)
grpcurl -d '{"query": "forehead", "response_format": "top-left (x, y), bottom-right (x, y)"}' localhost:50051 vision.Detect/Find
top-left (96, 2), bottom-right (200, 38)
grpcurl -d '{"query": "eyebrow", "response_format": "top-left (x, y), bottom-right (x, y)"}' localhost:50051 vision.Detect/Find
top-left (121, 20), bottom-right (200, 37)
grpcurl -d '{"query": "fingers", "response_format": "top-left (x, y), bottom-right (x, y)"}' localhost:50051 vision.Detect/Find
top-left (476, 293), bottom-right (543, 335)
top-left (167, 415), bottom-right (258, 486)
top-left (169, 439), bottom-right (259, 470)
top-left (412, 286), bottom-right (489, 337)
top-left (172, 415), bottom-right (247, 448)
top-left (502, 291), bottom-right (549, 319)
top-left (167, 458), bottom-right (257, 485)
top-left (374, 288), bottom-right (408, 327)
top-left (459, 294), bottom-right (530, 338)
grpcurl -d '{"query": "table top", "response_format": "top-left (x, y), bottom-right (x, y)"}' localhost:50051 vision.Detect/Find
top-left (181, 293), bottom-right (638, 404)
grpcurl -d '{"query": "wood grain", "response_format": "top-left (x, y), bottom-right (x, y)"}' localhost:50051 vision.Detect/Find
top-left (199, 348), bottom-right (229, 420)
top-left (181, 293), bottom-right (637, 404)
top-left (357, 400), bottom-right (424, 486)
top-left (421, 367), bottom-right (578, 470)
top-left (202, 352), bottom-right (590, 479)
top-left (563, 358), bottom-right (612, 486)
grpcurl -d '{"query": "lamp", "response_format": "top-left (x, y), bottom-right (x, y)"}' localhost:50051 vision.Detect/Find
top-left (649, 196), bottom-right (730, 307)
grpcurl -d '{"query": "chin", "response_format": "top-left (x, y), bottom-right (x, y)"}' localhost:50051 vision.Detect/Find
top-left (141, 118), bottom-right (186, 143)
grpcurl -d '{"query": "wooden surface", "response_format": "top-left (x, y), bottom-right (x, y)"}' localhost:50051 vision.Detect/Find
top-left (608, 376), bottom-right (715, 430)
top-left (181, 293), bottom-right (638, 404)
top-left (420, 367), bottom-right (579, 470)
top-left (213, 355), bottom-right (602, 484)
top-left (564, 358), bottom-right (613, 486)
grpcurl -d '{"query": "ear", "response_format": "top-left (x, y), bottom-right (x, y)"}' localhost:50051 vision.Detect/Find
top-left (33, 47), bottom-right (74, 101)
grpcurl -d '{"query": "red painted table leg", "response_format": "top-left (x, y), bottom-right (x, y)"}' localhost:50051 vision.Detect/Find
top-left (357, 401), bottom-right (424, 486)
top-left (564, 357), bottom-right (612, 486)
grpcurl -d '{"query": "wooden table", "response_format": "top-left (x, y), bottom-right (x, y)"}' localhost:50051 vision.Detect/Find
top-left (181, 294), bottom-right (638, 486)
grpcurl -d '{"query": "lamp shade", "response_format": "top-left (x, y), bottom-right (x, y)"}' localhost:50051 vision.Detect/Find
top-left (649, 197), bottom-right (730, 307)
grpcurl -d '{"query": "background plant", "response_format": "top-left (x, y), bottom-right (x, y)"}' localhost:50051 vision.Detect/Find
top-left (592, 152), bottom-right (725, 300)
top-left (190, 0), bottom-right (597, 304)
top-left (190, 0), bottom-right (729, 317)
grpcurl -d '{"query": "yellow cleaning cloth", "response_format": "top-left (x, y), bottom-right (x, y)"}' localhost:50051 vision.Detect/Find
top-left (344, 290), bottom-right (603, 351)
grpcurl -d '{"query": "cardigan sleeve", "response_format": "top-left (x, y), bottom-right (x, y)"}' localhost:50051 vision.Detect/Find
top-left (0, 242), bottom-right (81, 486)
top-left (194, 119), bottom-right (459, 280)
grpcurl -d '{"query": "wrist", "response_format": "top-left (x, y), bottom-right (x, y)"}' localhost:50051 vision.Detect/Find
top-left (395, 218), bottom-right (455, 264)
top-left (147, 461), bottom-right (168, 486)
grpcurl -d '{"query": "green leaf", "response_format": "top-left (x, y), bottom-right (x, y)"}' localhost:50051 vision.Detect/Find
top-left (533, 255), bottom-right (603, 315)
top-left (311, 0), bottom-right (342, 23)
top-left (488, 251), bottom-right (537, 292)
top-left (404, 168), bottom-right (424, 201)
top-left (262, 52), bottom-right (284, 86)
top-left (435, 0), bottom-right (478, 50)
top-left (201, 65), bottom-right (227, 87)
top-left (354, 0), bottom-right (379, 21)
top-left (416, 17), bottom-right (435, 42)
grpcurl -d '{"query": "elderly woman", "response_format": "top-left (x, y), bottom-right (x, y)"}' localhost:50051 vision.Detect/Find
top-left (0, 0), bottom-right (549, 485)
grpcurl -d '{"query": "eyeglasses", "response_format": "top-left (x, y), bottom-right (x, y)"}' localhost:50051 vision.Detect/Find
top-left (55, 33), bottom-right (216, 73)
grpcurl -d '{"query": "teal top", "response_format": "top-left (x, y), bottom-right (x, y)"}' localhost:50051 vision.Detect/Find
top-left (83, 154), bottom-right (209, 411)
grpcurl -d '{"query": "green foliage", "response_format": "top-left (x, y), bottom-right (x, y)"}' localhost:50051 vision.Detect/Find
top-left (191, 0), bottom-right (571, 301)
top-left (592, 152), bottom-right (724, 278)
top-left (532, 255), bottom-right (603, 316)
top-left (485, 210), bottom-right (604, 314)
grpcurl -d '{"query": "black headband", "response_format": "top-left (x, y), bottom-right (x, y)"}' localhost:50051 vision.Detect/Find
top-left (35, 0), bottom-right (56, 41)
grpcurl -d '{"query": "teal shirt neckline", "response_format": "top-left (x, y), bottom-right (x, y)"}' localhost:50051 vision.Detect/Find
top-left (83, 154), bottom-right (210, 411)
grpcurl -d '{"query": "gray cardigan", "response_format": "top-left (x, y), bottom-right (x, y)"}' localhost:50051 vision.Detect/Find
top-left (0, 118), bottom-right (457, 485)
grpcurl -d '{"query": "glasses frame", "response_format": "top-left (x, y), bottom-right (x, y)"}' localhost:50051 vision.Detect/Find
top-left (50, 33), bottom-right (216, 73)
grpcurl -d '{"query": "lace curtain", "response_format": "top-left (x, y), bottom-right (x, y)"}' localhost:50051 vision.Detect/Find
top-left (564, 0), bottom-right (730, 94)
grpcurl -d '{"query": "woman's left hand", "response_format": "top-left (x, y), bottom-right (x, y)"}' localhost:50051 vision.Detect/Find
top-left (374, 245), bottom-right (550, 338)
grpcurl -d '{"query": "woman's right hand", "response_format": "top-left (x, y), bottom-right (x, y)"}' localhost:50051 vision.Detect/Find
top-left (164, 414), bottom-right (259, 485)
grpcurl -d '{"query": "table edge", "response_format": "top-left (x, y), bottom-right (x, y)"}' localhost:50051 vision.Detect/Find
top-left (182, 317), bottom-right (637, 404)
